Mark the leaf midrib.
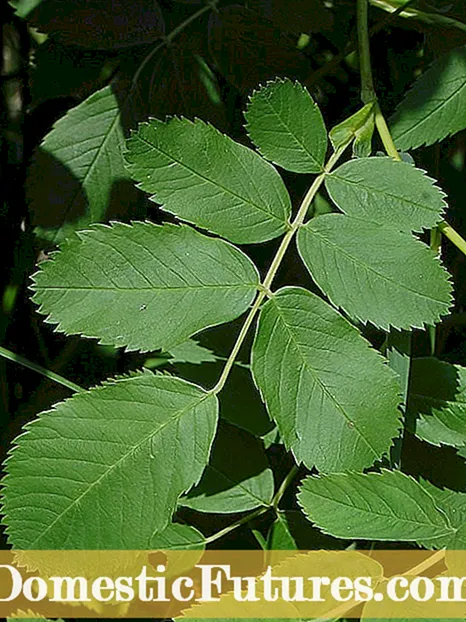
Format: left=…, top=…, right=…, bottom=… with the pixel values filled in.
left=306, top=225, right=448, bottom=305
left=256, top=90, right=323, bottom=169
left=393, top=71, right=466, bottom=140
left=272, top=299, right=380, bottom=459
left=329, top=171, right=442, bottom=214
left=136, top=134, right=287, bottom=225
left=33, top=283, right=257, bottom=292
left=302, top=481, right=455, bottom=536
left=47, top=86, right=125, bottom=244
left=28, top=389, right=213, bottom=548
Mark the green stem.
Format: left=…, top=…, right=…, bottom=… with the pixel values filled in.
left=132, top=1, right=217, bottom=86
left=204, top=465, right=299, bottom=545
left=272, top=464, right=299, bottom=510
left=166, top=1, right=217, bottom=43
left=211, top=146, right=347, bottom=395
left=0, top=345, right=83, bottom=393
left=374, top=103, right=401, bottom=159
left=359, top=16, right=466, bottom=261
left=307, top=0, right=417, bottom=88
left=368, top=0, right=466, bottom=33
left=357, top=0, right=376, bottom=103
left=204, top=505, right=270, bottom=545
left=439, top=221, right=466, bottom=256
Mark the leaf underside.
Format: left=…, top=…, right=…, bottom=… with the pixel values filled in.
left=297, top=214, right=453, bottom=331
left=1, top=372, right=218, bottom=549
left=125, top=117, right=291, bottom=244
left=31, top=222, right=259, bottom=352
left=251, top=287, right=401, bottom=472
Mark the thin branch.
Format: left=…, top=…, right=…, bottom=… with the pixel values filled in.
left=211, top=145, right=349, bottom=395
left=0, top=346, right=83, bottom=393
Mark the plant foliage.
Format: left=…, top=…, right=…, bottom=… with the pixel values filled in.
left=3, top=0, right=466, bottom=598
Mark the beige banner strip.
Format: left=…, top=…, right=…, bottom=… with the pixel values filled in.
left=1, top=549, right=465, bottom=618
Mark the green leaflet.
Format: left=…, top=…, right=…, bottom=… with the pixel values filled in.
left=179, top=422, right=274, bottom=513
left=144, top=340, right=218, bottom=369
left=150, top=523, right=206, bottom=550
left=266, top=513, right=297, bottom=550
left=245, top=78, right=327, bottom=173
left=420, top=480, right=466, bottom=545
left=325, top=158, right=447, bottom=233
left=168, top=340, right=218, bottom=365
left=390, top=45, right=466, bottom=150
left=150, top=522, right=206, bottom=579
left=298, top=470, right=455, bottom=546
left=1, top=372, right=218, bottom=549
left=409, top=358, right=466, bottom=449
left=297, top=214, right=453, bottom=331
left=125, top=117, right=291, bottom=244
left=28, top=85, right=130, bottom=244
left=251, top=287, right=401, bottom=472
left=31, top=222, right=259, bottom=352
left=10, top=0, right=43, bottom=17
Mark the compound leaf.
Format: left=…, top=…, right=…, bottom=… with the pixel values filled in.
left=390, top=46, right=466, bottom=150
left=325, top=158, right=447, bottom=233
left=179, top=423, right=274, bottom=513
left=125, top=117, right=291, bottom=244
left=298, top=470, right=455, bottom=545
left=409, top=358, right=466, bottom=449
left=245, top=78, right=327, bottom=173
left=31, top=222, right=259, bottom=353
left=251, top=287, right=401, bottom=472
left=28, top=85, right=131, bottom=244
left=1, top=372, right=218, bottom=548
left=297, top=214, right=453, bottom=331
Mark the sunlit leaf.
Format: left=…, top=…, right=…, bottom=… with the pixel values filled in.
left=297, top=214, right=453, bottom=330
left=125, top=117, right=291, bottom=244
left=252, top=287, right=401, bottom=472
left=245, top=78, right=327, bottom=173
left=31, top=223, right=259, bottom=352
left=298, top=470, right=455, bottom=546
